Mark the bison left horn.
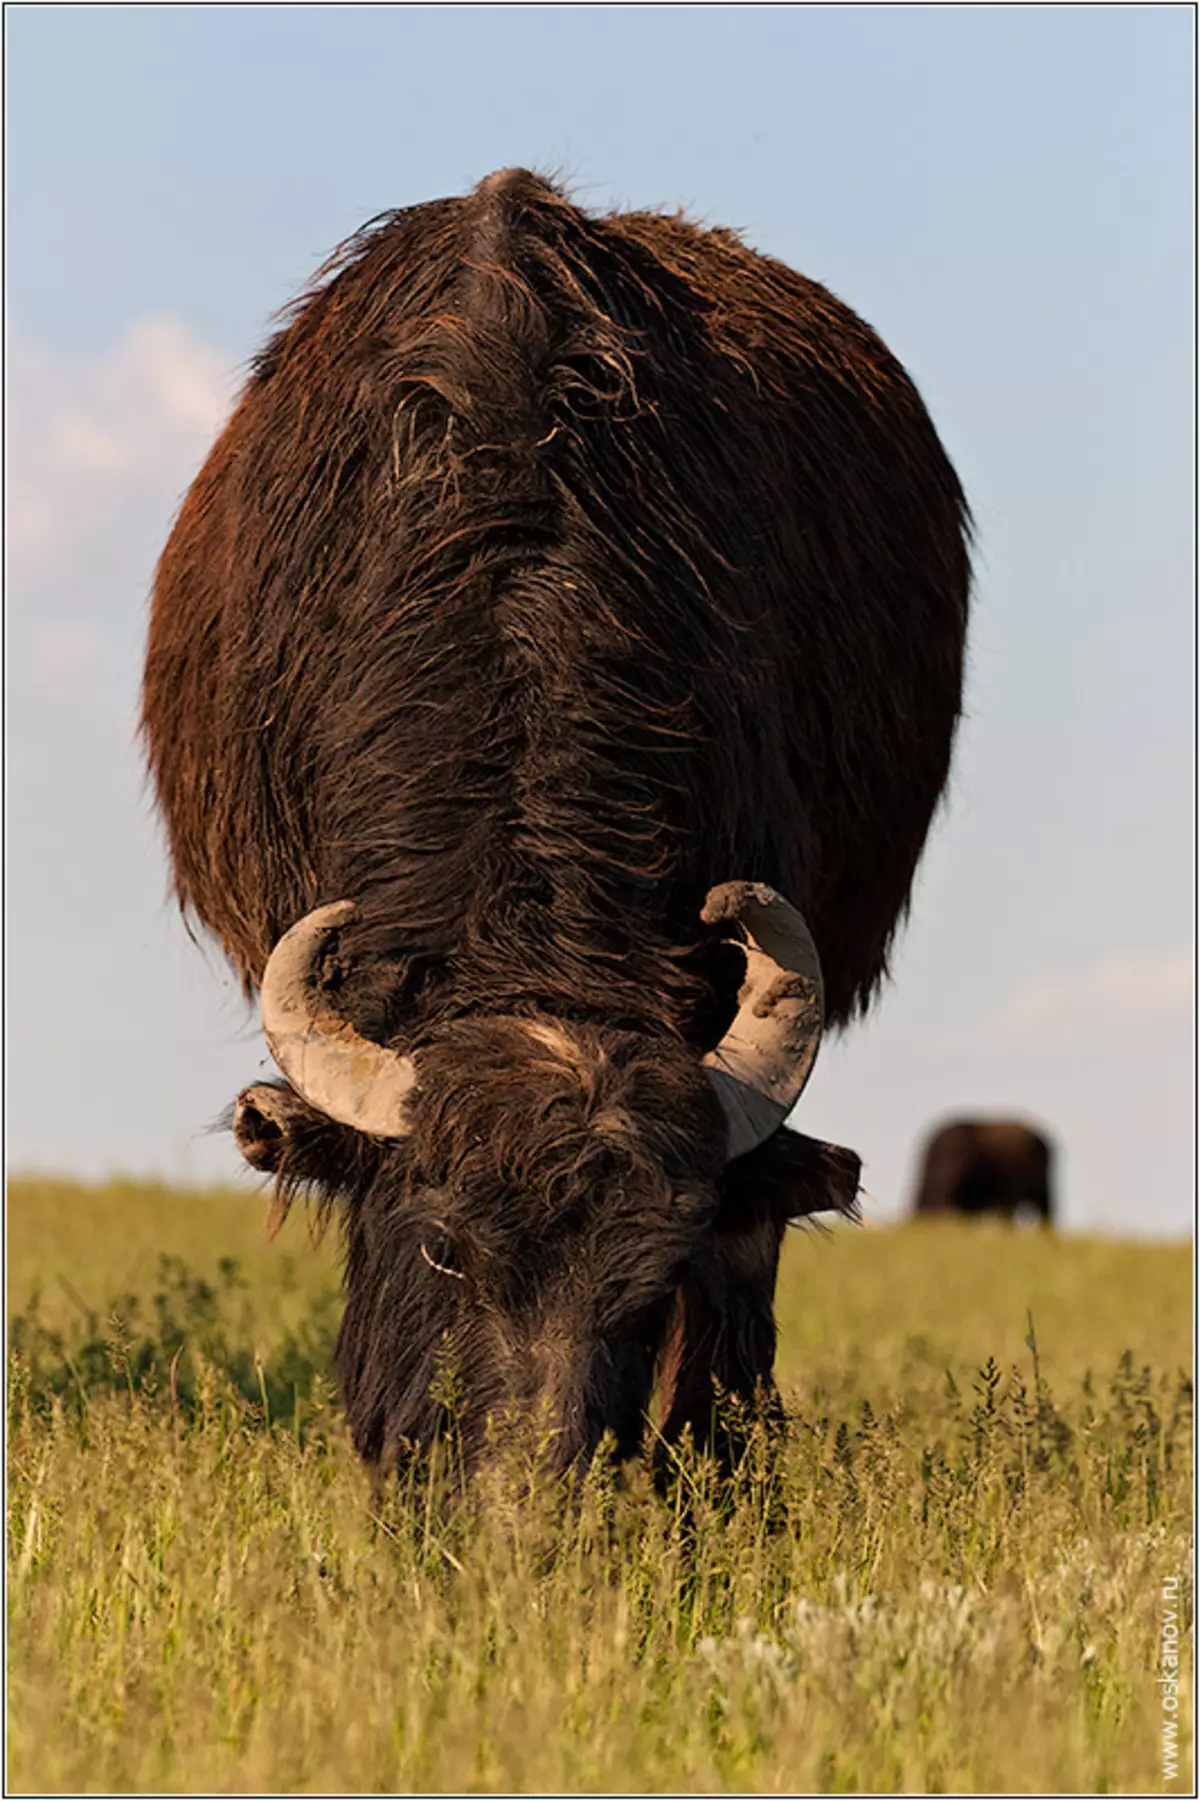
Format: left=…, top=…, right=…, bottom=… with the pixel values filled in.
left=701, top=882, right=824, bottom=1162
left=259, top=901, right=417, bottom=1137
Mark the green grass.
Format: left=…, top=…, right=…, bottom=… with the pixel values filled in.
left=7, top=1177, right=1193, bottom=1794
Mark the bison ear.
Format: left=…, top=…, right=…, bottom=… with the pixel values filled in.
left=232, top=1082, right=333, bottom=1174
left=718, top=1127, right=862, bottom=1227
left=782, top=1134, right=863, bottom=1220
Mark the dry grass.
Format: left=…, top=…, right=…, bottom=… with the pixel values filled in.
left=7, top=1177, right=1193, bottom=1794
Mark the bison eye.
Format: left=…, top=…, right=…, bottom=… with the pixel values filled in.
left=419, top=1229, right=466, bottom=1282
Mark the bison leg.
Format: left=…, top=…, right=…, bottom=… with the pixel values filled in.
left=653, top=1131, right=860, bottom=1463
left=655, top=1214, right=786, bottom=1463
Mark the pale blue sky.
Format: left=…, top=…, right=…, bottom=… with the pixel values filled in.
left=8, top=6, right=1194, bottom=1234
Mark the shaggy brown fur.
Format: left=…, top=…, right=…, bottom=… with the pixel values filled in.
left=143, top=169, right=970, bottom=1468
left=912, top=1121, right=1055, bottom=1224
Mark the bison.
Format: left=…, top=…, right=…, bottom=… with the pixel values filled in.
left=911, top=1120, right=1055, bottom=1224
left=142, top=168, right=971, bottom=1472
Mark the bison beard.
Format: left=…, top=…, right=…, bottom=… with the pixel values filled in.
left=143, top=168, right=970, bottom=1473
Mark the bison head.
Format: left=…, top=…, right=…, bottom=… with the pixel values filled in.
left=233, top=885, right=824, bottom=1471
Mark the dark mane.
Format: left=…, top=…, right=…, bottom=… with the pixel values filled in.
left=145, top=168, right=967, bottom=1048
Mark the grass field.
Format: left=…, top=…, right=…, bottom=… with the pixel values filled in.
left=7, top=1176, right=1193, bottom=1794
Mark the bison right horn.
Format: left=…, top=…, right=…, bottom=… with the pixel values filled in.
left=259, top=901, right=417, bottom=1138
left=701, top=882, right=824, bottom=1162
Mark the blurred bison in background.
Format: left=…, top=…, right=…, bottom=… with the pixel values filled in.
left=142, top=168, right=971, bottom=1473
left=912, top=1120, right=1055, bottom=1225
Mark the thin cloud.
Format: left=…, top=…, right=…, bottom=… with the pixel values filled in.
left=9, top=318, right=237, bottom=703
left=37, top=621, right=102, bottom=684
left=996, top=949, right=1194, bottom=1044
left=9, top=318, right=236, bottom=581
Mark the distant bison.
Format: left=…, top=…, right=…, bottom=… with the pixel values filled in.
left=143, top=168, right=970, bottom=1474
left=911, top=1121, right=1055, bottom=1224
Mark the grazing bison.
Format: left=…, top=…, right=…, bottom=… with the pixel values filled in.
left=143, top=169, right=970, bottom=1472
left=911, top=1121, right=1055, bottom=1224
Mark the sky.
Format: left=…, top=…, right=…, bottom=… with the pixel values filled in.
left=7, top=5, right=1194, bottom=1236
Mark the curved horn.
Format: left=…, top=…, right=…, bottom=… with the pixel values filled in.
left=260, top=901, right=417, bottom=1138
left=701, top=881, right=824, bottom=1162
